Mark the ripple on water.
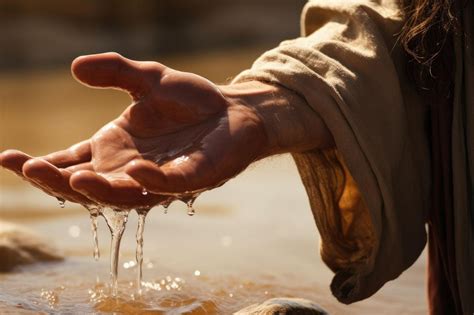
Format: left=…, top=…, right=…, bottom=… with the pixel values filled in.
left=0, top=258, right=321, bottom=314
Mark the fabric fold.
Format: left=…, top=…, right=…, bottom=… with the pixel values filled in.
left=233, top=0, right=429, bottom=303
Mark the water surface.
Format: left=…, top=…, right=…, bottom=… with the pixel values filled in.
left=0, top=156, right=427, bottom=314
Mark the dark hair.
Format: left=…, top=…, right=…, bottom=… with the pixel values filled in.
left=399, top=0, right=459, bottom=95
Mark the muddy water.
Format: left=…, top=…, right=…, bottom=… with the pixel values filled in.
left=0, top=156, right=428, bottom=314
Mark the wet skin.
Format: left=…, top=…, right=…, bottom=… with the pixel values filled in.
left=0, top=53, right=333, bottom=209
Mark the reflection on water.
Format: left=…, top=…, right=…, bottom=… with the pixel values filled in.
left=0, top=258, right=317, bottom=314
left=0, top=156, right=428, bottom=314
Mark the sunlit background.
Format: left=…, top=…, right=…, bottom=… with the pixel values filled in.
left=0, top=0, right=305, bottom=164
left=0, top=1, right=427, bottom=314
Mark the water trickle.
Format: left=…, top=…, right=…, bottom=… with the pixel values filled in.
left=135, top=208, right=149, bottom=294
left=162, top=201, right=171, bottom=214
left=85, top=206, right=102, bottom=261
left=186, top=197, right=197, bottom=216
left=100, top=208, right=129, bottom=296
left=57, top=197, right=66, bottom=208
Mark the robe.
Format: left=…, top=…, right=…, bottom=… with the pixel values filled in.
left=233, top=0, right=473, bottom=313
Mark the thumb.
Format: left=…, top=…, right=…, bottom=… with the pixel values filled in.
left=71, top=52, right=161, bottom=96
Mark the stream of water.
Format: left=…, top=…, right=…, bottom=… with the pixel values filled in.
left=100, top=207, right=129, bottom=296
left=135, top=208, right=148, bottom=294
left=80, top=192, right=200, bottom=298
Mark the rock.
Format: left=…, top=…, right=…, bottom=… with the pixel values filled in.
left=0, top=220, right=63, bottom=272
left=235, top=298, right=329, bottom=315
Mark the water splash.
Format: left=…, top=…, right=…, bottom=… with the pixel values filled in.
left=100, top=208, right=129, bottom=296
left=56, top=197, right=66, bottom=208
left=135, top=208, right=149, bottom=294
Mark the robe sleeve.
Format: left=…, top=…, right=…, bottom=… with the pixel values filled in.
left=233, top=0, right=429, bottom=303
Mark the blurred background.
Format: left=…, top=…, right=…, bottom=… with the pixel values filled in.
left=0, top=0, right=306, bottom=70
left=0, top=2, right=427, bottom=314
left=0, top=0, right=306, bottom=176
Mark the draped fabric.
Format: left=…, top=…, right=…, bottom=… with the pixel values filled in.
left=233, top=0, right=473, bottom=313
left=428, top=2, right=474, bottom=313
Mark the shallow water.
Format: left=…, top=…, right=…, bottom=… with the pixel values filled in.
left=0, top=156, right=428, bottom=314
left=0, top=258, right=327, bottom=314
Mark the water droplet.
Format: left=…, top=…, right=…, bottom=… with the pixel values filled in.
left=186, top=197, right=197, bottom=216
left=145, top=260, right=154, bottom=269
left=194, top=270, right=201, bottom=276
left=141, top=188, right=148, bottom=196
left=162, top=200, right=171, bottom=214
left=123, top=260, right=136, bottom=269
left=56, top=197, right=66, bottom=208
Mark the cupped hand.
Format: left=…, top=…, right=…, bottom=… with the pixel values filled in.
left=0, top=53, right=268, bottom=209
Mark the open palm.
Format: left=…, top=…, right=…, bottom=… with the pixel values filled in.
left=0, top=53, right=267, bottom=209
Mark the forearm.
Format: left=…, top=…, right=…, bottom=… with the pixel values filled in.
left=219, top=80, right=334, bottom=157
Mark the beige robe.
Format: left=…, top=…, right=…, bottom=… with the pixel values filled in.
left=234, top=0, right=473, bottom=312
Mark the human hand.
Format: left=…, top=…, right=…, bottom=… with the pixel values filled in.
left=0, top=53, right=270, bottom=209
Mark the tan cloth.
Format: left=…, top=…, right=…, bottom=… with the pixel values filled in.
left=234, top=0, right=473, bottom=311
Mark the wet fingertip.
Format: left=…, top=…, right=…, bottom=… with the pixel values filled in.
left=0, top=150, right=30, bottom=169
left=70, top=171, right=98, bottom=190
left=22, top=158, right=59, bottom=179
left=22, top=158, right=44, bottom=178
left=125, top=160, right=153, bottom=176
left=125, top=159, right=141, bottom=170
left=126, top=161, right=167, bottom=187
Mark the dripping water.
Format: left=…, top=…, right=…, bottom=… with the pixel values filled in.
left=162, top=200, right=171, bottom=214
left=84, top=205, right=102, bottom=261
left=56, top=197, right=66, bottom=208
left=100, top=208, right=129, bottom=296
left=78, top=193, right=202, bottom=298
left=185, top=196, right=198, bottom=216
left=135, top=208, right=149, bottom=294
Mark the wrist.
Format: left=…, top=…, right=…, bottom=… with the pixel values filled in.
left=219, top=80, right=334, bottom=156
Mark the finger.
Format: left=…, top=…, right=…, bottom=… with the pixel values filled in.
left=41, top=140, right=92, bottom=168
left=125, top=160, right=170, bottom=192
left=65, top=162, right=93, bottom=173
left=22, top=158, right=93, bottom=204
left=71, top=52, right=162, bottom=96
left=0, top=150, right=63, bottom=196
left=70, top=170, right=163, bottom=209
left=125, top=157, right=216, bottom=194
left=0, top=150, right=34, bottom=176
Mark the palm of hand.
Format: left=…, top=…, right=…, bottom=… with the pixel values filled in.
left=0, top=53, right=266, bottom=209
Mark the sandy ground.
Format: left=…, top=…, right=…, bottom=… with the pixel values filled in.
left=0, top=48, right=428, bottom=314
